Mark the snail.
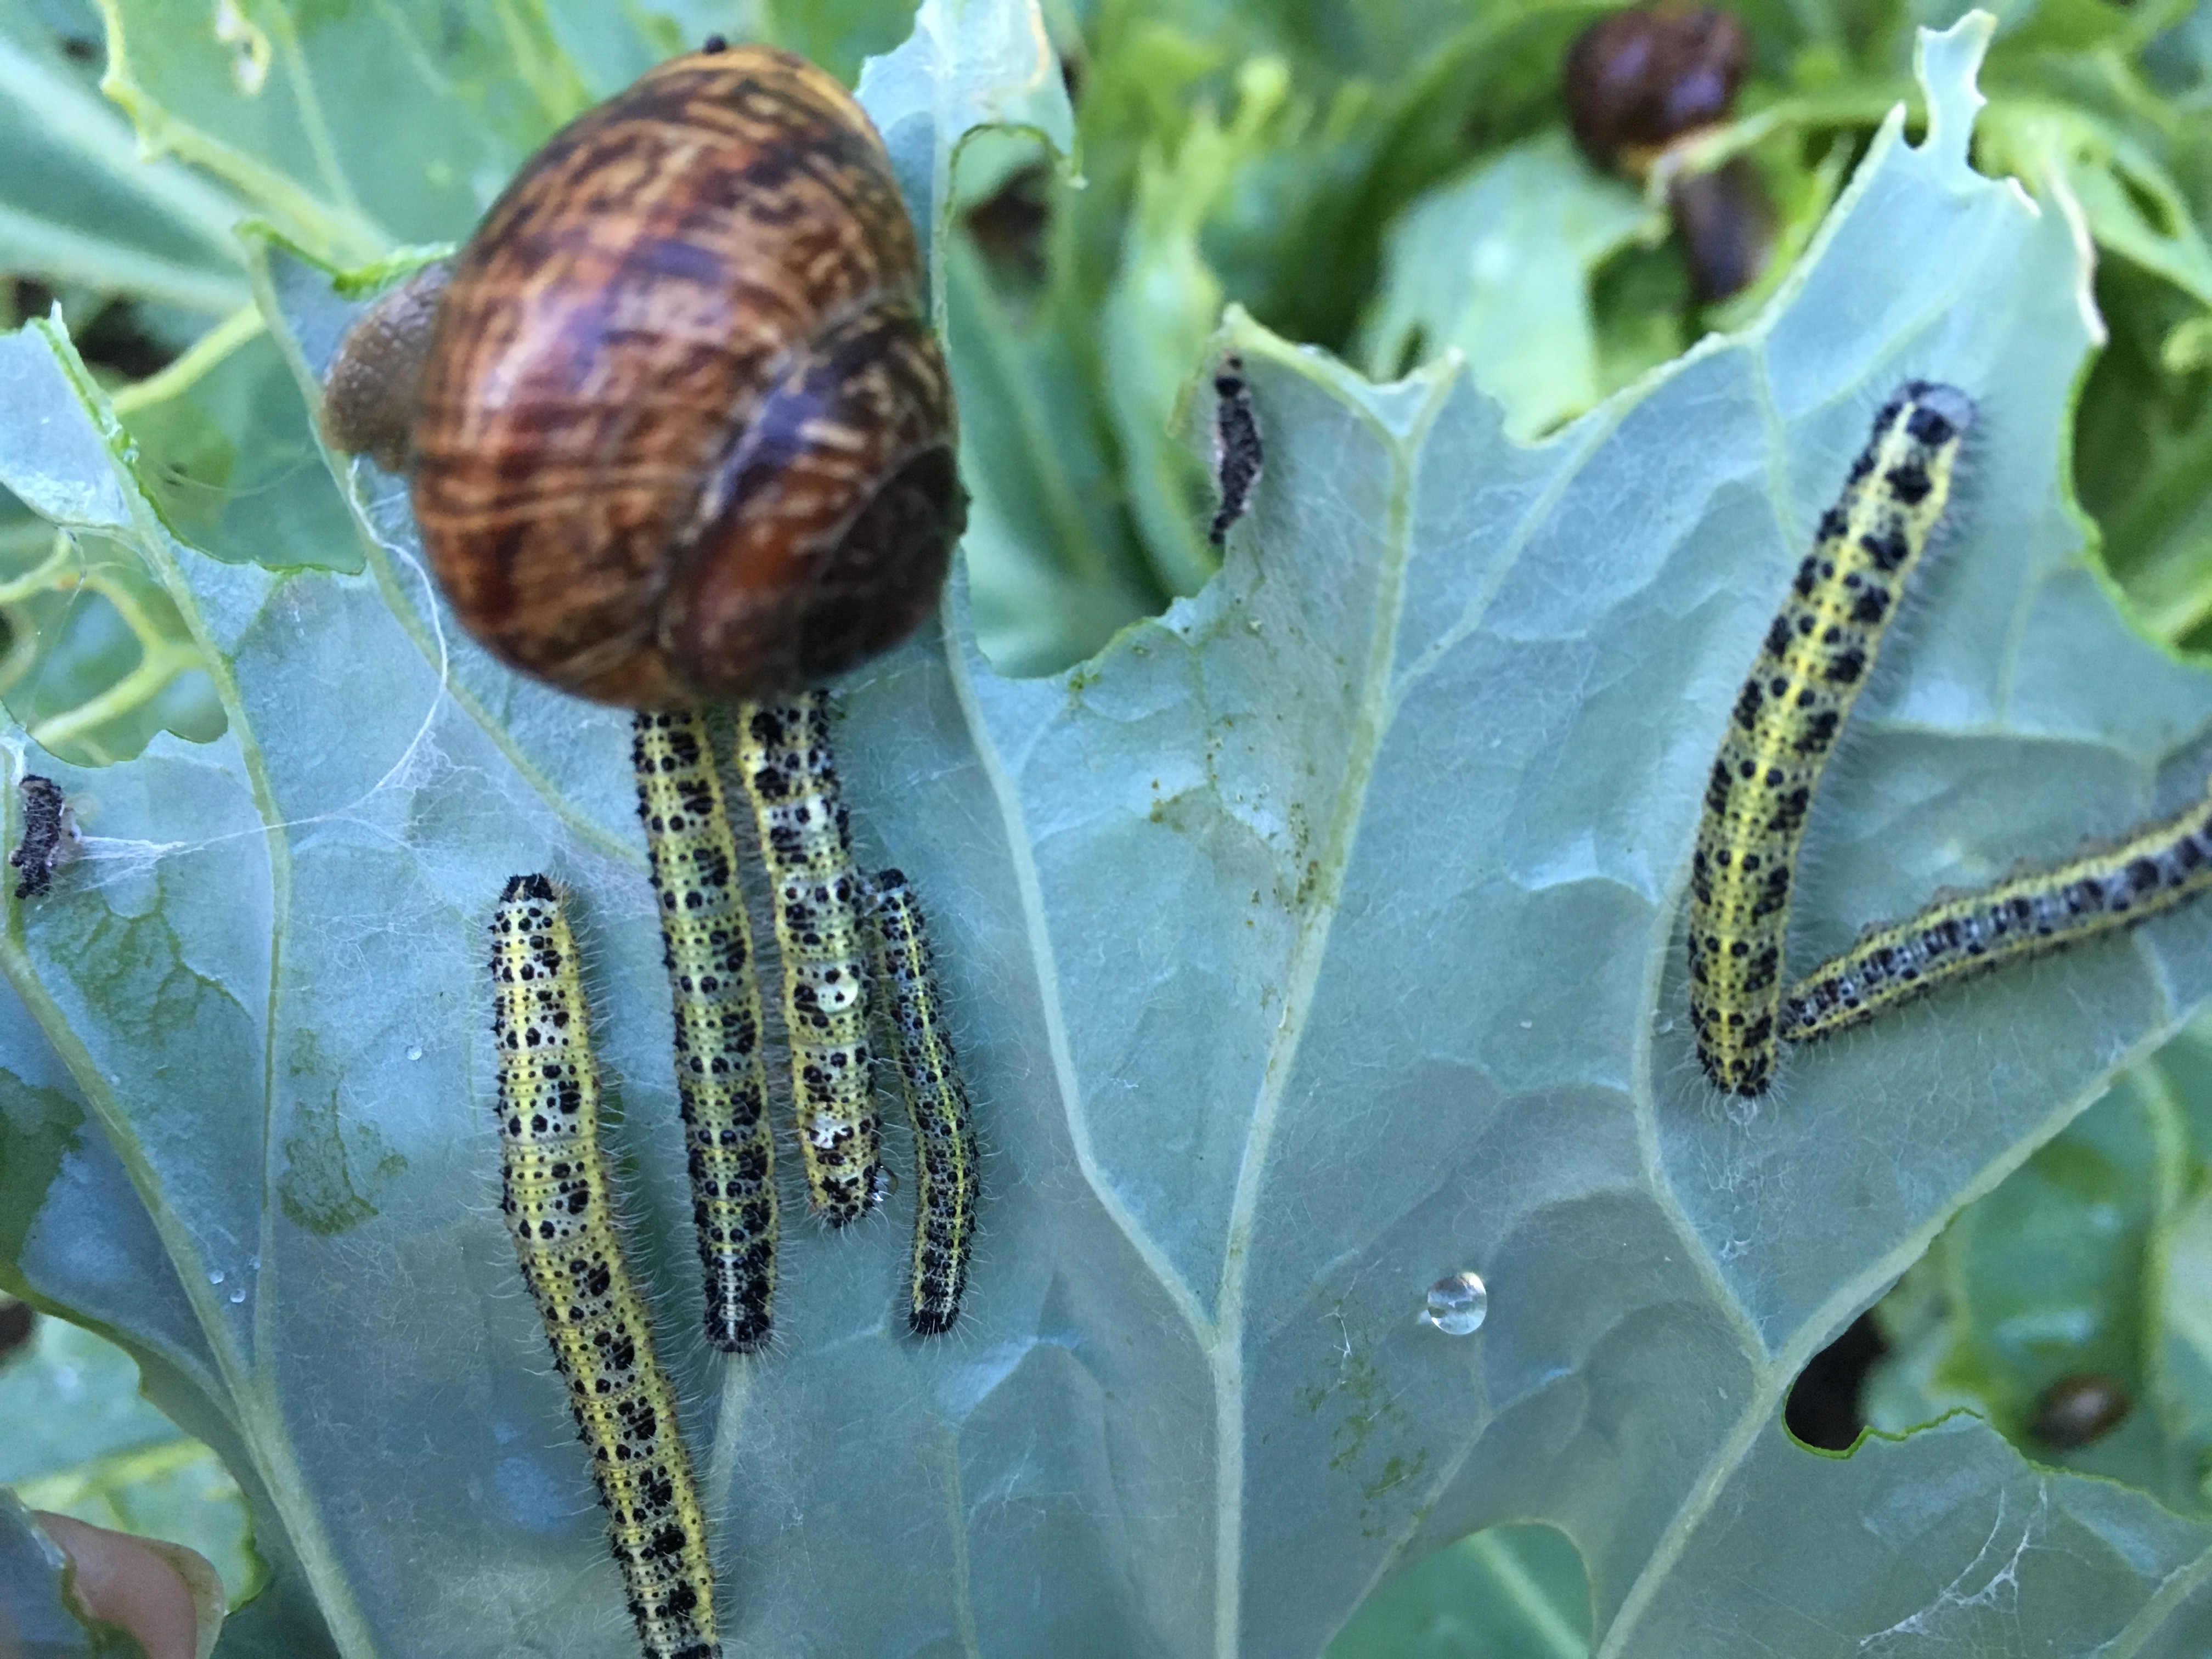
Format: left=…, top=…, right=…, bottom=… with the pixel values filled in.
left=1561, top=5, right=1774, bottom=306
left=2025, top=1372, right=2131, bottom=1450
left=323, top=42, right=979, bottom=1349
left=325, top=41, right=963, bottom=706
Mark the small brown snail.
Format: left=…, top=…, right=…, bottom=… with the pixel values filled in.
left=1564, top=5, right=1748, bottom=176
left=2025, top=1372, right=2132, bottom=1449
left=325, top=42, right=964, bottom=706
left=1562, top=5, right=1774, bottom=306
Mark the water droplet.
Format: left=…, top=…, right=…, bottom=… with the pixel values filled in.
left=207, top=1269, right=224, bottom=1285
left=1421, top=1272, right=1487, bottom=1336
left=407, top=1046, right=424, bottom=1062
left=228, top=1286, right=246, bottom=1304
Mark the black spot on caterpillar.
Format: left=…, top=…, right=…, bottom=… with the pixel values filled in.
left=1780, top=778, right=2212, bottom=1045
left=489, top=875, right=720, bottom=1659
left=869, top=868, right=979, bottom=1336
left=735, top=693, right=882, bottom=1225
left=11, top=775, right=77, bottom=900
left=1209, top=354, right=1262, bottom=546
left=631, top=710, right=777, bottom=1353
left=1687, top=380, right=1974, bottom=1096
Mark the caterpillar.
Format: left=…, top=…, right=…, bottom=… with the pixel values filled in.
left=869, top=868, right=979, bottom=1335
left=631, top=710, right=778, bottom=1352
left=735, top=693, right=883, bottom=1224
left=489, top=874, right=720, bottom=1659
left=1780, top=779, right=2212, bottom=1044
left=1686, top=380, right=1974, bottom=1096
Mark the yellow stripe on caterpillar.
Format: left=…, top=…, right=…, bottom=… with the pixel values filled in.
left=869, top=868, right=979, bottom=1335
left=1687, top=380, right=1974, bottom=1096
left=1781, top=780, right=2212, bottom=1043
left=632, top=710, right=777, bottom=1353
left=736, top=693, right=884, bottom=1224
left=489, top=874, right=721, bottom=1659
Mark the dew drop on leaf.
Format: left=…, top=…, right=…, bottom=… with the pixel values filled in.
left=1421, top=1272, right=1488, bottom=1336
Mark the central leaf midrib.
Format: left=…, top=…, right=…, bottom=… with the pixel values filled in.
left=1206, top=353, right=1456, bottom=1657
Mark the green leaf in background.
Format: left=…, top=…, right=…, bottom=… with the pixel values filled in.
left=95, top=0, right=576, bottom=261
left=1865, top=1043, right=2197, bottom=1496
left=1, top=1314, right=257, bottom=1615
left=1356, top=131, right=1655, bottom=438
left=1327, top=1523, right=1592, bottom=1659
left=0, top=2, right=244, bottom=325
left=1101, top=57, right=1293, bottom=597
left=18, top=2, right=2212, bottom=1656
left=1857, top=1007, right=2212, bottom=1530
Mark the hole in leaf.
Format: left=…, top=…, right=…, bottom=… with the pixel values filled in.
left=1785, top=1310, right=1887, bottom=1451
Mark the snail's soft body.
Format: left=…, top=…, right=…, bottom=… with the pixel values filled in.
left=332, top=45, right=962, bottom=707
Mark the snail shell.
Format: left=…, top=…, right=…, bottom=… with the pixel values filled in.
left=2025, top=1372, right=2131, bottom=1449
left=1560, top=6, right=1770, bottom=305
left=392, top=44, right=961, bottom=707
left=1562, top=5, right=1749, bottom=176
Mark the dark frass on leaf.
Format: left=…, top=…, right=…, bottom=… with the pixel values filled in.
left=1209, top=353, right=1263, bottom=546
left=10, top=776, right=78, bottom=900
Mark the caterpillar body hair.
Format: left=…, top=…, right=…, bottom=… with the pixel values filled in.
left=632, top=710, right=778, bottom=1352
left=489, top=874, right=720, bottom=1659
left=1781, top=780, right=2212, bottom=1044
left=736, top=693, right=883, bottom=1224
left=1687, top=380, right=1974, bottom=1096
left=868, top=868, right=979, bottom=1335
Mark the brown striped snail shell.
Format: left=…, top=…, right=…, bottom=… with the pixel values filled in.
left=324, top=43, right=963, bottom=707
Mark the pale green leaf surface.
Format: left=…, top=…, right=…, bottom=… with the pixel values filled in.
left=10, top=9, right=2212, bottom=1658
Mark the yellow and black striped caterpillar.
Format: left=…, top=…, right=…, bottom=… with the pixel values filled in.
left=1688, top=380, right=1974, bottom=1096
left=736, top=693, right=884, bottom=1226
left=870, top=868, right=980, bottom=1335
left=489, top=874, right=720, bottom=1659
left=1781, top=779, right=2212, bottom=1043
left=631, top=710, right=778, bottom=1353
